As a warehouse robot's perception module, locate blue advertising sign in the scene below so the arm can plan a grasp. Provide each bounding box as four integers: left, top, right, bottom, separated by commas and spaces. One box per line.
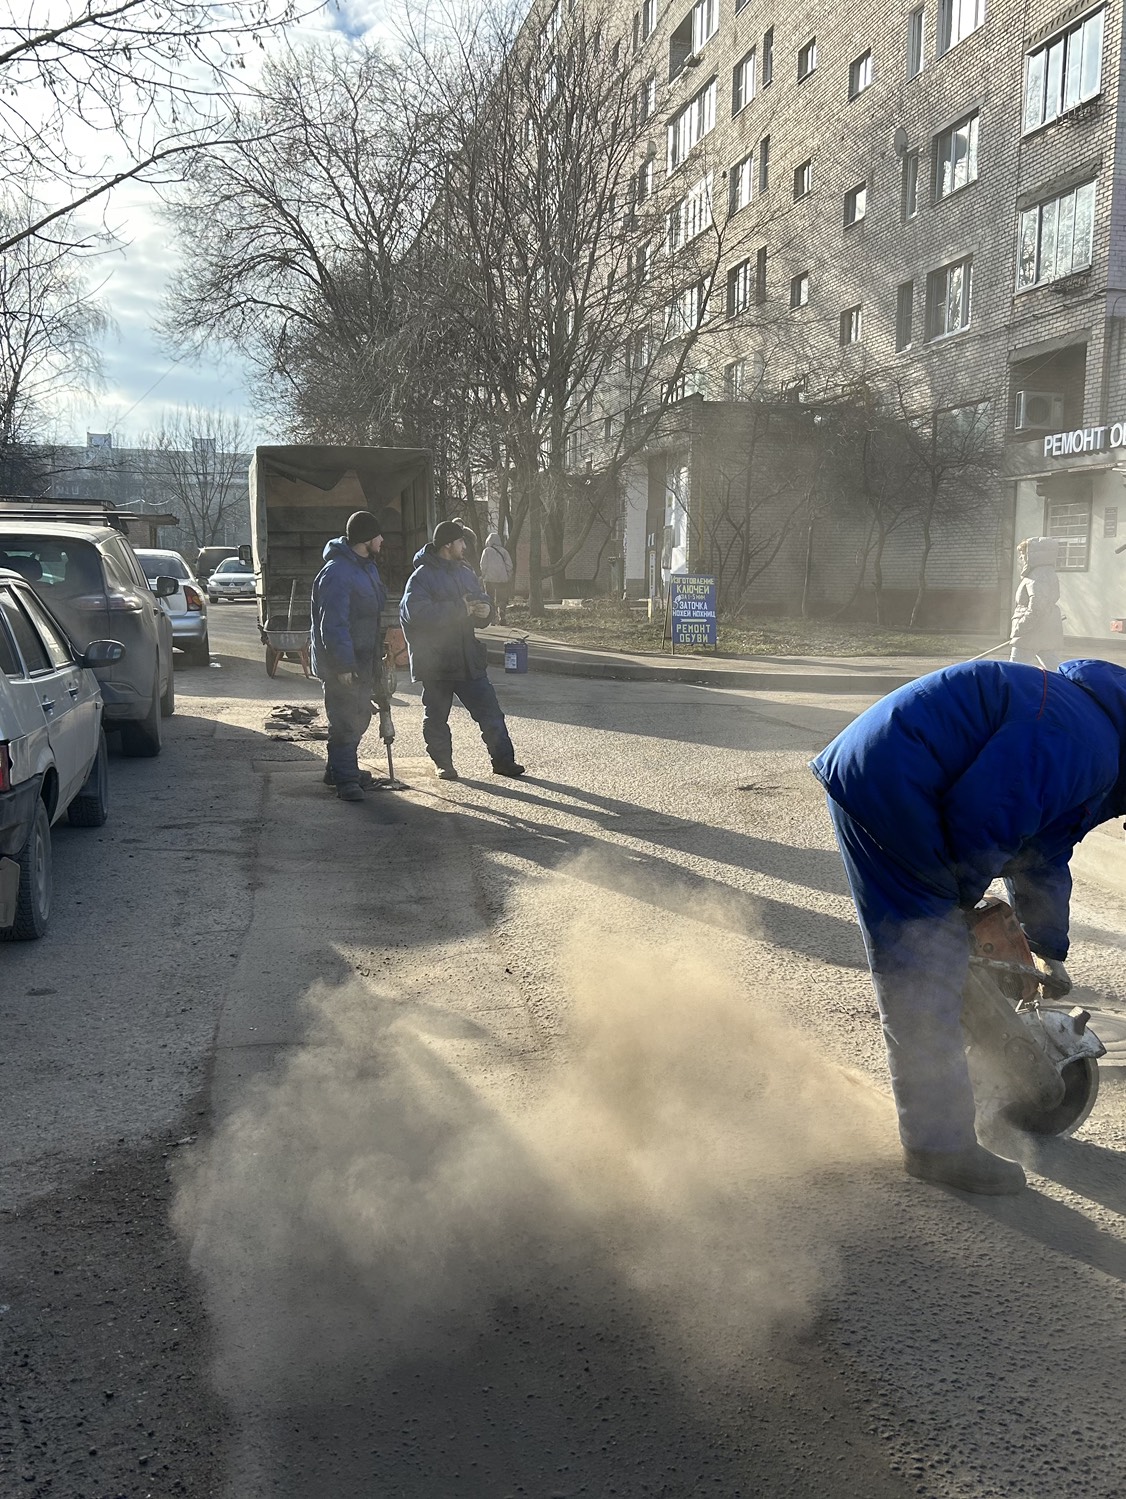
669, 574, 717, 650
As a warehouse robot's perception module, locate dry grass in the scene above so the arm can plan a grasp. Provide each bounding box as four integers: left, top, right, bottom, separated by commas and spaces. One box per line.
504, 600, 984, 659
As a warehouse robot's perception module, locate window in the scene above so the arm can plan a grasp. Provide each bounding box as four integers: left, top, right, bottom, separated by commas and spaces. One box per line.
635, 240, 653, 282
1105, 506, 1119, 538
937, 399, 990, 453
665, 279, 709, 338
793, 158, 812, 198
667, 79, 717, 169
1047, 497, 1090, 570
17, 589, 74, 668
1016, 180, 1096, 289
901, 149, 920, 218
907, 5, 925, 77
543, 2, 561, 45
639, 75, 657, 121
844, 181, 867, 225
790, 271, 809, 308
725, 358, 748, 398
732, 47, 756, 112
641, 0, 657, 40
663, 370, 704, 404
758, 134, 770, 191
637, 157, 655, 201
937, 0, 983, 56
849, 49, 873, 98
797, 37, 817, 80
612, 38, 621, 66
896, 280, 914, 350
1023, 10, 1104, 132
0, 601, 20, 677
692, 0, 717, 49
934, 112, 978, 199
926, 255, 972, 338
729, 151, 754, 213
0, 589, 51, 674
667, 172, 713, 248
840, 305, 863, 344
762, 26, 773, 84
727, 258, 753, 315
670, 0, 717, 74
755, 245, 767, 302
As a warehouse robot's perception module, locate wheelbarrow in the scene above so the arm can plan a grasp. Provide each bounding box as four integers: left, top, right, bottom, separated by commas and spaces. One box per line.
261, 579, 312, 678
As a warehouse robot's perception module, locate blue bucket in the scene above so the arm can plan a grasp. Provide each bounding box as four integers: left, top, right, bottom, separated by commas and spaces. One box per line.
504, 639, 529, 673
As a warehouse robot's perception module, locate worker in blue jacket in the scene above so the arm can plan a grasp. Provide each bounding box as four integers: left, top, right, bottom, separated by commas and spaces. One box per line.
310, 511, 388, 802
400, 520, 524, 780
811, 658, 1126, 1195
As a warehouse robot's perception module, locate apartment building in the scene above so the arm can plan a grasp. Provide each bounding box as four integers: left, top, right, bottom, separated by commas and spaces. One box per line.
558, 0, 1125, 630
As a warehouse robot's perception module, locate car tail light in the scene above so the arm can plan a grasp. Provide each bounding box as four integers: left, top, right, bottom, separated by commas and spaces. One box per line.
72, 593, 110, 613
106, 592, 144, 614
0, 744, 10, 793
184, 584, 203, 611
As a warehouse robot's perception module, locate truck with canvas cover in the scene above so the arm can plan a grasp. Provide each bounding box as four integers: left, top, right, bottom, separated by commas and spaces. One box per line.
249, 445, 434, 676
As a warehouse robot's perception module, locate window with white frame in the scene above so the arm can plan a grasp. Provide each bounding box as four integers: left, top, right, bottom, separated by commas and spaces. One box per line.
639, 75, 657, 121
844, 181, 867, 225
727, 258, 753, 315
926, 255, 972, 338
626, 325, 653, 371
543, 2, 561, 45
641, 0, 657, 40
896, 280, 914, 350
797, 37, 817, 80
729, 151, 754, 213
637, 157, 655, 201
1023, 9, 1104, 132
907, 5, 925, 77
793, 158, 812, 198
1016, 180, 1096, 289
667, 172, 713, 249
725, 357, 748, 397
732, 48, 756, 113
762, 26, 774, 83
840, 305, 863, 344
790, 271, 809, 308
665, 279, 709, 338
937, 0, 983, 56
934, 111, 978, 199
692, 0, 718, 50
635, 240, 653, 282
1046, 497, 1090, 569
758, 134, 770, 191
664, 369, 705, 403
667, 78, 717, 169
901, 149, 920, 218
848, 49, 873, 98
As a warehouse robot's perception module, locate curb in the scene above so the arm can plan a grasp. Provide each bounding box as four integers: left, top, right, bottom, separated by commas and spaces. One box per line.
485, 643, 914, 695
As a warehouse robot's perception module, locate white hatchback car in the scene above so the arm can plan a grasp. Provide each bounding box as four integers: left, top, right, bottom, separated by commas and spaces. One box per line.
207, 556, 256, 603
0, 569, 125, 940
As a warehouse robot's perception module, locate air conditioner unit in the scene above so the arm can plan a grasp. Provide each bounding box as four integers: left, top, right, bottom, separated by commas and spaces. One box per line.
1015, 390, 1065, 431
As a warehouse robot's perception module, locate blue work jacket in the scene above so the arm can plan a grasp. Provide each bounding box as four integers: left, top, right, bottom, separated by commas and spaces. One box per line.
811, 659, 1126, 959
309, 538, 387, 678
399, 544, 493, 682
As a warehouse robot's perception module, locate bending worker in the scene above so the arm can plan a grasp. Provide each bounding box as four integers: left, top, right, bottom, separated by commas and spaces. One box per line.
811, 658, 1126, 1195
400, 520, 524, 781
310, 510, 387, 803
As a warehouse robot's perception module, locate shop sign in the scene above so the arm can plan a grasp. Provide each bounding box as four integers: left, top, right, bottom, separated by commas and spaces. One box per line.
1043, 423, 1126, 459
668, 574, 718, 651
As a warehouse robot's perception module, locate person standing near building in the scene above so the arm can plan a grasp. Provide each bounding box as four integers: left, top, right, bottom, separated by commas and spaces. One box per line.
400, 520, 525, 781
310, 511, 387, 802
479, 531, 514, 624
1010, 536, 1065, 671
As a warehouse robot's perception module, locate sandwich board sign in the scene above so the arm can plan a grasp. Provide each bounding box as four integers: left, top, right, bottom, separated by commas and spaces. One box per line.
667, 574, 718, 653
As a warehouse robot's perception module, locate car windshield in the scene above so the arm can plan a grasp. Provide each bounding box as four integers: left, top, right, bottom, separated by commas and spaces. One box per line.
137, 552, 190, 581
216, 558, 249, 573
0, 536, 104, 599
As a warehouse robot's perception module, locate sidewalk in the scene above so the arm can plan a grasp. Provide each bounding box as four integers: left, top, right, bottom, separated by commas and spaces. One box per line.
482, 626, 1126, 694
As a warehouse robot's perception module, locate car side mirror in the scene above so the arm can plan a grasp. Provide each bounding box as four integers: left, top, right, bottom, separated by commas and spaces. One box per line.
82, 639, 125, 667
152, 575, 178, 598
238, 545, 253, 567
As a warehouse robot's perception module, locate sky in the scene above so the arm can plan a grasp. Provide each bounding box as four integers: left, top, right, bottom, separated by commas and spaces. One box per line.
38, 0, 396, 448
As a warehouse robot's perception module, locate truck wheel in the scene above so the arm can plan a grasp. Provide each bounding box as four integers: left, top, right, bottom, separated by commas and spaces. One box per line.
121, 680, 163, 758
68, 730, 109, 828
0, 799, 52, 941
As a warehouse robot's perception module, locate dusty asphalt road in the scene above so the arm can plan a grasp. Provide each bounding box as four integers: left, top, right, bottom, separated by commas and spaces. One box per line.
4, 602, 1126, 1499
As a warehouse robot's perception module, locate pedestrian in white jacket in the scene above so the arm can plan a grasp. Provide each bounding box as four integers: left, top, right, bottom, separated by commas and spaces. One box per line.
1009, 536, 1064, 671
479, 531, 514, 623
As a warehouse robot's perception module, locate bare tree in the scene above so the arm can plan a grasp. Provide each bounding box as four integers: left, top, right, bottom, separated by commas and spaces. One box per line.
0, 1, 322, 255
138, 405, 251, 548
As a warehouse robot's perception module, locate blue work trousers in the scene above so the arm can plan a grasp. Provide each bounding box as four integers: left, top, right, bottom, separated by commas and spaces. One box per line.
323, 671, 373, 784
827, 796, 978, 1153
421, 676, 515, 770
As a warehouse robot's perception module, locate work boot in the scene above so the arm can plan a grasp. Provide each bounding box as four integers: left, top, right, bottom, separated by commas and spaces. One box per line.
324, 767, 376, 788
492, 760, 526, 777
903, 1143, 1026, 1195
335, 780, 365, 802
434, 764, 459, 781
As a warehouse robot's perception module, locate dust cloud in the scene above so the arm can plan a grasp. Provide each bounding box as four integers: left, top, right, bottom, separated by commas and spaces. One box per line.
174, 857, 892, 1400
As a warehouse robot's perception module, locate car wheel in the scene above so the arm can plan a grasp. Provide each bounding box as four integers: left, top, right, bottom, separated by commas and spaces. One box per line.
208, 593, 218, 603
68, 729, 110, 828
0, 798, 52, 941
185, 636, 211, 667
160, 666, 175, 717
121, 678, 163, 758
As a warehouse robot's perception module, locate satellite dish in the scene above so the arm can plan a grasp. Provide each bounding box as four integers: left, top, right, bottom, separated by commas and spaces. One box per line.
893, 125, 909, 157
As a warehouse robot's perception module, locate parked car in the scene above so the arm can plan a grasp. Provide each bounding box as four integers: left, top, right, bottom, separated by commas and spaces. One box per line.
0, 568, 125, 940
0, 517, 176, 757
207, 555, 257, 603
134, 548, 210, 667
195, 545, 239, 586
